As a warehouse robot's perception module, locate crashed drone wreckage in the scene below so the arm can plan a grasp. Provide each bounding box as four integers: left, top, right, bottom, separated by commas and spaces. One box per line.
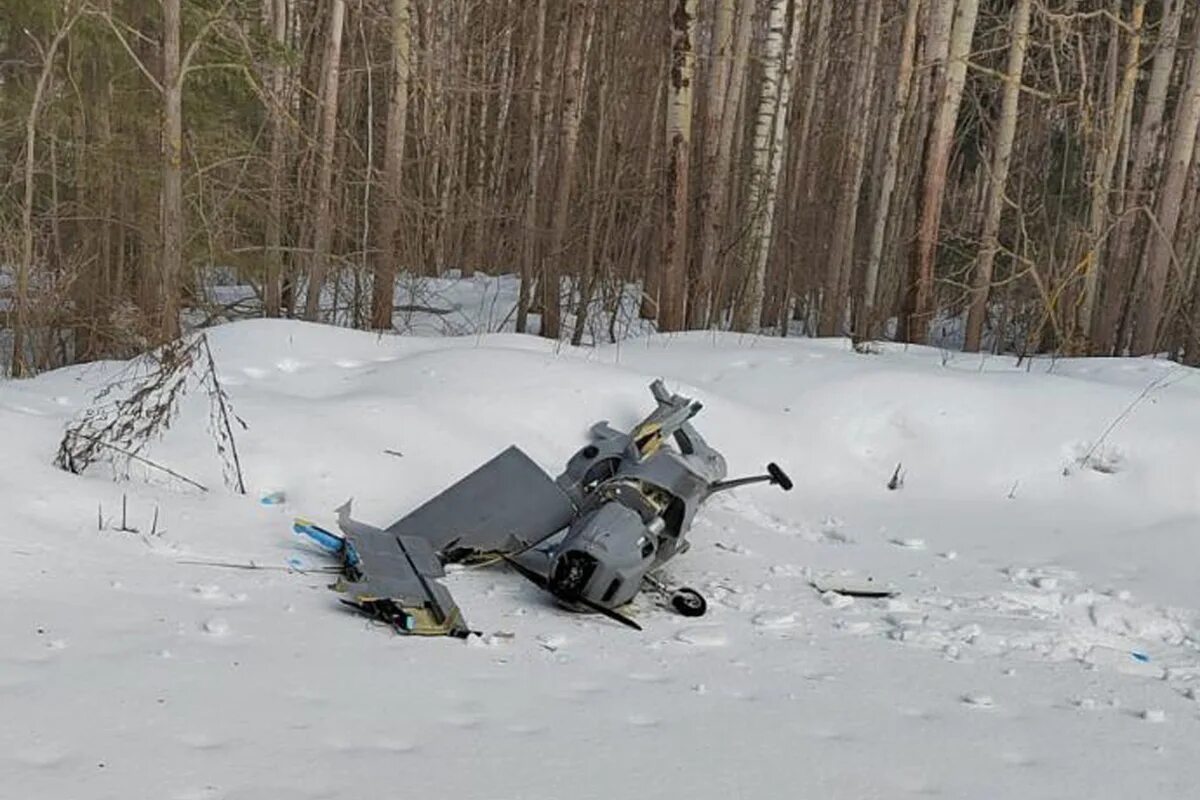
293, 380, 793, 637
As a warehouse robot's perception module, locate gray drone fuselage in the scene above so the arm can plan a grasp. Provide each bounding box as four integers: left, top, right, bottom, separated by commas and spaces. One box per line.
548, 381, 727, 609
315, 380, 760, 634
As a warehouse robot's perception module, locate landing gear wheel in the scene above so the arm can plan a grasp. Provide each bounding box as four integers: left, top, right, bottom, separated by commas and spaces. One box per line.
671, 588, 707, 617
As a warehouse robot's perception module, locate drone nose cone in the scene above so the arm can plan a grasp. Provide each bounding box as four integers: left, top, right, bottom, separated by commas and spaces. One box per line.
549, 550, 598, 598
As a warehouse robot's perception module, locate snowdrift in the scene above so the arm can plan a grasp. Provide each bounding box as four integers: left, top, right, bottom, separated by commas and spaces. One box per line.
2, 319, 1199, 799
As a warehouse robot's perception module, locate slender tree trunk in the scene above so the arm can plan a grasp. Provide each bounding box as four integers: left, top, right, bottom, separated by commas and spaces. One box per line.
863, 0, 922, 338
370, 0, 411, 330
659, 0, 697, 331
264, 0, 288, 318
1187, 248, 1200, 365
1081, 0, 1144, 347
911, 0, 978, 344
733, 0, 791, 331
517, 0, 547, 333
1101, 0, 1184, 354
572, 21, 613, 347
304, 0, 347, 321
690, 0, 735, 327
13, 8, 79, 376
637, 71, 668, 320
820, 0, 882, 337
1132, 14, 1200, 355
694, 0, 753, 328
160, 0, 183, 339
963, 0, 1031, 352
542, 0, 593, 340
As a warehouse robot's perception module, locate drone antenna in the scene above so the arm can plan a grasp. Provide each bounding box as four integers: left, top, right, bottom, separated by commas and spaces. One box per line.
709, 462, 794, 494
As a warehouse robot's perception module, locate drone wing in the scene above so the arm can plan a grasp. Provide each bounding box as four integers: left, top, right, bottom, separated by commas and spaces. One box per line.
294, 515, 469, 636
384, 445, 577, 555
295, 446, 576, 637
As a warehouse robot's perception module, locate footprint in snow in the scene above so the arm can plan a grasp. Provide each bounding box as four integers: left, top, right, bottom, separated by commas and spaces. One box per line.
201, 617, 231, 637
889, 537, 926, 550
441, 714, 484, 730
752, 611, 798, 630
13, 745, 71, 768
171, 786, 222, 800
674, 626, 729, 646
370, 739, 418, 753
627, 671, 671, 683
626, 714, 661, 728
961, 692, 996, 709
176, 733, 233, 751
275, 358, 308, 373
192, 583, 223, 600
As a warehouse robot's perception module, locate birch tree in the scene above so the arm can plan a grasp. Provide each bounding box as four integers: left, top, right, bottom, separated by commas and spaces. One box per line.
659, 0, 697, 331
160, 0, 183, 337
263, 0, 290, 318
516, 0, 547, 334
1100, 0, 1185, 354
911, 0, 978, 343
1132, 13, 1200, 355
733, 0, 793, 332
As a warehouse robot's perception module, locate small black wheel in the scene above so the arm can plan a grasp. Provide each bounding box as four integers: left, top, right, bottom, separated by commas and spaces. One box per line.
671, 588, 707, 617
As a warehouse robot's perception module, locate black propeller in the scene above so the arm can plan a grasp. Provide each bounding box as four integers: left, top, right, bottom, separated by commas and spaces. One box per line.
501, 555, 643, 631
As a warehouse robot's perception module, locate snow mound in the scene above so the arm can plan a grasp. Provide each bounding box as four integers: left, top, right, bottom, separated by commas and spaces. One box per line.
2, 318, 1200, 798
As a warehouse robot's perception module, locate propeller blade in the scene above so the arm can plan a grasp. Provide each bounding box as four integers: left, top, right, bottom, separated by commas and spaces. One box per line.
501, 556, 642, 631
501, 554, 549, 589
571, 594, 643, 631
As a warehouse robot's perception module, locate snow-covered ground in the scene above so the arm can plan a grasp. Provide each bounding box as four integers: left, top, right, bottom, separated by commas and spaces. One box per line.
2, 318, 1200, 799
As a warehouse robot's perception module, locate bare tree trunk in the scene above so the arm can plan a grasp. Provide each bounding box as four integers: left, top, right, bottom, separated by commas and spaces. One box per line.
1132, 14, 1200, 355
517, 0, 547, 334
963, 0, 1031, 352
370, 0, 411, 330
571, 17, 614, 347
637, 70, 668, 320
304, 0, 347, 321
1101, 0, 1184, 354
160, 0, 184, 338
863, 0, 921, 338
659, 0, 697, 331
911, 0, 978, 344
542, 0, 593, 340
733, 0, 792, 332
1080, 0, 1144, 347
12, 9, 80, 375
820, 0, 882, 337
693, 0, 753, 328
264, 0, 289, 318
1188, 247, 1200, 365
689, 0, 735, 327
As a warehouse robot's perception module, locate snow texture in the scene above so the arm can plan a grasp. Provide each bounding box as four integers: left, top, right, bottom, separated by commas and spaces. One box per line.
2, 309, 1200, 798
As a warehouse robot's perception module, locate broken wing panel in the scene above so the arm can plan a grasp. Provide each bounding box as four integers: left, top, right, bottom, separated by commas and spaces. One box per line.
385, 446, 576, 555
294, 517, 468, 637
